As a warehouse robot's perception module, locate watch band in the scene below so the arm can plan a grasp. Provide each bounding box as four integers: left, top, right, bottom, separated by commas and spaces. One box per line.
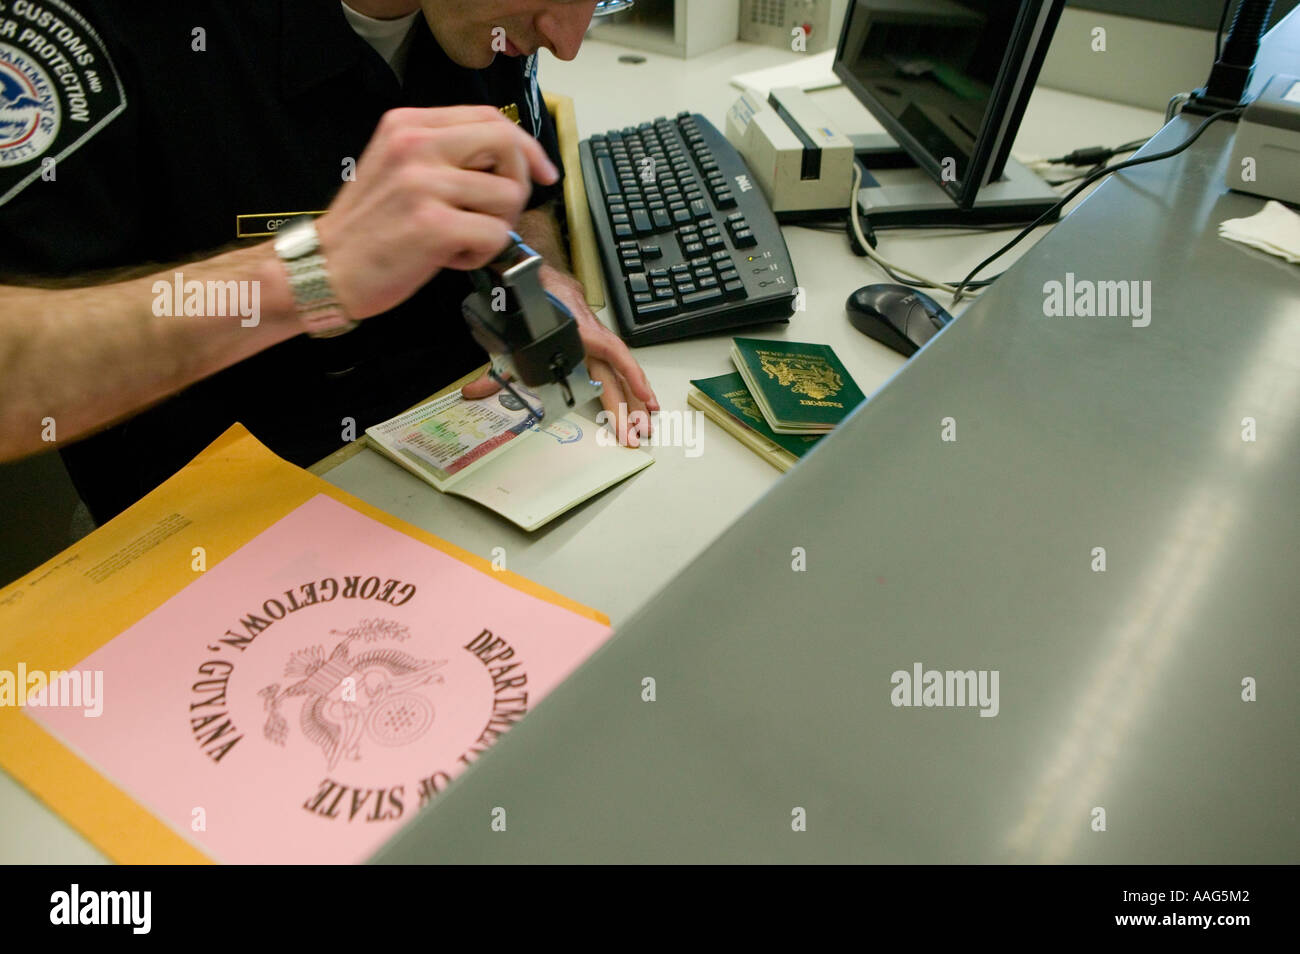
273, 219, 359, 338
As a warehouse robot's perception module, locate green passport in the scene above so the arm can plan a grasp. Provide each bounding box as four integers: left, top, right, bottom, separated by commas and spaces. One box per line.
689, 372, 822, 464
730, 337, 866, 434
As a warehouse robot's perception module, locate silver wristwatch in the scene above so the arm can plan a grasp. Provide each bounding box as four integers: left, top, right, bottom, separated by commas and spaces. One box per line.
273, 219, 359, 338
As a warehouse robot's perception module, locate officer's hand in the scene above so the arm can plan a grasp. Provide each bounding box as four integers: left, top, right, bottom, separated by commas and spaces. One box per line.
461, 265, 660, 447
314, 106, 559, 320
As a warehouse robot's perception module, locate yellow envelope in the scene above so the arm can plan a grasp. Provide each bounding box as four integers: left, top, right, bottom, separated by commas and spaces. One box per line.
0, 424, 607, 863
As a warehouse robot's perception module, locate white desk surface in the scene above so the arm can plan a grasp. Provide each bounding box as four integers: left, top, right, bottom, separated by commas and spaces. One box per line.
0, 39, 1163, 864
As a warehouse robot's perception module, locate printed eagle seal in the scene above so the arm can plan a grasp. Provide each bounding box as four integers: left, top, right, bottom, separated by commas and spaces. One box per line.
758, 353, 844, 401
0, 0, 127, 207
259, 618, 446, 770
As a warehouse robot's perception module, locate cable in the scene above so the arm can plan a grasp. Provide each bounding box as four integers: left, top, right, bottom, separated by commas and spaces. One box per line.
1167, 91, 1193, 122
1044, 138, 1149, 167
848, 162, 990, 298
952, 107, 1243, 302
792, 218, 1008, 288
793, 219, 1024, 236
1216, 0, 1233, 61
1044, 139, 1149, 186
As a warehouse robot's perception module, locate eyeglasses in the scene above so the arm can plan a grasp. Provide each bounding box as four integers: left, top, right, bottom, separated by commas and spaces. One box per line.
592, 0, 635, 16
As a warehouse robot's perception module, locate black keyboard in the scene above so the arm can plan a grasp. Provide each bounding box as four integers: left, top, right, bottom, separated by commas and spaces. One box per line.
579, 112, 798, 346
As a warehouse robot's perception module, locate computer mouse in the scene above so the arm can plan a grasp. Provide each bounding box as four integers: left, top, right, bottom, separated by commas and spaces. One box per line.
845, 283, 954, 357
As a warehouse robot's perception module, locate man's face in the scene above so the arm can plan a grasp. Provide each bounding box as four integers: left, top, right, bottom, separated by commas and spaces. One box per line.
419, 0, 599, 69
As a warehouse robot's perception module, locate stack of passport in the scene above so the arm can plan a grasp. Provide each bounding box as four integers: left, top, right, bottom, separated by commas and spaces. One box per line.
688, 338, 866, 472
729, 337, 865, 434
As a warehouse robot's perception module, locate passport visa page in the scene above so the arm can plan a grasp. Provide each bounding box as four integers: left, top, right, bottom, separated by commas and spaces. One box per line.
366, 387, 652, 531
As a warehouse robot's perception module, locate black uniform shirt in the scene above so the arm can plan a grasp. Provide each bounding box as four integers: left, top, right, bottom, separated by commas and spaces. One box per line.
0, 0, 563, 522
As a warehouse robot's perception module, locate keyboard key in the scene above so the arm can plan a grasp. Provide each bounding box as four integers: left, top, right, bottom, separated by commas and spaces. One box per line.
681, 287, 723, 307
597, 156, 620, 196
684, 242, 705, 255
732, 229, 756, 248
690, 199, 710, 219
655, 287, 674, 299
614, 223, 633, 238
722, 280, 746, 300
711, 250, 731, 262
633, 300, 678, 322
672, 208, 692, 224
642, 245, 662, 259
622, 257, 641, 273
652, 209, 672, 230
628, 273, 650, 294
699, 276, 719, 288
632, 209, 652, 234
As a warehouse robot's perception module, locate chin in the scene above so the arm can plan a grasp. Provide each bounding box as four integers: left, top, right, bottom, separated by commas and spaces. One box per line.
457, 49, 496, 69
427, 23, 495, 69
451, 41, 498, 70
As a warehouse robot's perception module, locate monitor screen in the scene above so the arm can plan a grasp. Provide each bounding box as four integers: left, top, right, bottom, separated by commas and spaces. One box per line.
833, 0, 1064, 208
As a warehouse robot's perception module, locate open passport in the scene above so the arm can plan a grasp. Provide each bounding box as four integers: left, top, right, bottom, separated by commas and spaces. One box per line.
366, 386, 653, 531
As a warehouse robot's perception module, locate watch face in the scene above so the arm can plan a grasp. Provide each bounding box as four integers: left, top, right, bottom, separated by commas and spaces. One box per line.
275, 220, 319, 258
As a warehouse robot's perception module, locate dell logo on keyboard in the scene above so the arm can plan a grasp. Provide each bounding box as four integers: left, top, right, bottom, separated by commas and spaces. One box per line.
734, 174, 754, 193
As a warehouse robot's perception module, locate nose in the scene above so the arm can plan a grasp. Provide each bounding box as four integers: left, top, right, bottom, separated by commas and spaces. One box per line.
536, 1, 597, 60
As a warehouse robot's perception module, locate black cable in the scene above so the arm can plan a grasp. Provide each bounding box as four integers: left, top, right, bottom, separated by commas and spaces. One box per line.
1046, 137, 1150, 167
1043, 140, 1150, 186
1216, 0, 1233, 60
875, 257, 1001, 291
953, 107, 1243, 301
1113, 138, 1149, 153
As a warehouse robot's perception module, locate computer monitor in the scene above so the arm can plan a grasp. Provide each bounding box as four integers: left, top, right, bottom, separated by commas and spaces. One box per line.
832, 0, 1066, 225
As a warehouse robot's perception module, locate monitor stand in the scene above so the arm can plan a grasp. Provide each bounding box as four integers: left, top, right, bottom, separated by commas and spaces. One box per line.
851, 133, 1061, 229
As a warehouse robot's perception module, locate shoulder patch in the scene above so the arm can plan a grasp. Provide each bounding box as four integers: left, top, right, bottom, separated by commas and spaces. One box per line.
0, 0, 126, 206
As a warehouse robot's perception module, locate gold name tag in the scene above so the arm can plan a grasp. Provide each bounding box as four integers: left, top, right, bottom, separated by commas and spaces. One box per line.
235, 211, 328, 239
499, 103, 520, 125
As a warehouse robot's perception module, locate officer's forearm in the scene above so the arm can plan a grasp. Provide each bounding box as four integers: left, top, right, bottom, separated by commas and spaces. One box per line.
0, 244, 298, 463
516, 203, 572, 272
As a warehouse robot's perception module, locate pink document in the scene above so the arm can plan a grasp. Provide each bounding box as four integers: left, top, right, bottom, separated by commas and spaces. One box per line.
28, 494, 611, 864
